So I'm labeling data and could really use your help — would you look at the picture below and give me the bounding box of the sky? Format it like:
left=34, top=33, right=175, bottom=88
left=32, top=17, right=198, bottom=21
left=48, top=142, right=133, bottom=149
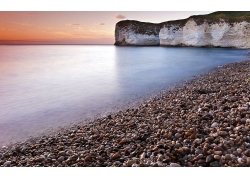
left=0, top=11, right=214, bottom=44
left=0, top=0, right=247, bottom=45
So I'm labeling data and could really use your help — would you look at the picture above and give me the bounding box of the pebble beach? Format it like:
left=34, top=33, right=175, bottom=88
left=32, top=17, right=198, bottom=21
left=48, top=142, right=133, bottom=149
left=0, top=59, right=249, bottom=167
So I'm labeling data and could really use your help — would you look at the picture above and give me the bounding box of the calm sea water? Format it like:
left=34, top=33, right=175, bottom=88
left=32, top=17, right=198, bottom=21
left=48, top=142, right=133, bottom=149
left=0, top=45, right=248, bottom=146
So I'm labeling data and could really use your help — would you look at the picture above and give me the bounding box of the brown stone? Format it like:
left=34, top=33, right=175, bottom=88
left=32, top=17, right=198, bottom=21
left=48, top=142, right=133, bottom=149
left=111, top=153, right=120, bottom=160
left=225, top=154, right=232, bottom=160
left=214, top=151, right=223, bottom=155
left=214, top=146, right=223, bottom=151
left=218, top=131, right=228, bottom=136
left=214, top=155, right=221, bottom=160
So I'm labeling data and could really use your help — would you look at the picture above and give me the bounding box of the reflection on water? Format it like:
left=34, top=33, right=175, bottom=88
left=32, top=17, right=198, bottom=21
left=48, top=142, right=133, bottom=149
left=0, top=45, right=248, bottom=146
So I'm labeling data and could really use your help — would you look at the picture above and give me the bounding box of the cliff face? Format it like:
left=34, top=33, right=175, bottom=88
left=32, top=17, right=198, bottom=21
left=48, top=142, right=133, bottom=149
left=114, top=11, right=250, bottom=48
left=160, top=19, right=250, bottom=48
left=114, top=20, right=161, bottom=46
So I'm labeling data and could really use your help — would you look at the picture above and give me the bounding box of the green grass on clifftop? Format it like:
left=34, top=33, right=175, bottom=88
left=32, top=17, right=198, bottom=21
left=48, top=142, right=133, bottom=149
left=191, top=11, right=250, bottom=22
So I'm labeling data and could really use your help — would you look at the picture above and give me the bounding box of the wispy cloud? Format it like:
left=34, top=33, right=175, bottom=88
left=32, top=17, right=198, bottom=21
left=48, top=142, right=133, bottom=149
left=39, top=27, right=53, bottom=30
left=0, top=28, right=16, bottom=31
left=72, top=26, right=85, bottom=32
left=20, top=12, right=34, bottom=16
left=66, top=23, right=80, bottom=26
left=12, top=22, right=34, bottom=26
left=54, top=31, right=73, bottom=36
left=99, top=23, right=105, bottom=25
left=115, top=14, right=126, bottom=19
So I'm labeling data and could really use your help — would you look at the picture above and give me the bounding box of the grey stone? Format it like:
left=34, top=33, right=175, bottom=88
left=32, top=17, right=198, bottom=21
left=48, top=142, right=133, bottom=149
left=210, top=161, right=221, bottom=167
left=170, top=163, right=181, bottom=167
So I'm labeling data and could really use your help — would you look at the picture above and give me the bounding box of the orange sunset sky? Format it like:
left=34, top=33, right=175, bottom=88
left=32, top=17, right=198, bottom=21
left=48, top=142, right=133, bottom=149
left=0, top=11, right=214, bottom=45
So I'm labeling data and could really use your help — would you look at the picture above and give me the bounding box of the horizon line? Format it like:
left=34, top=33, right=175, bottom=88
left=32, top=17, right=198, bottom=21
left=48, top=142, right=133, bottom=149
left=0, top=44, right=114, bottom=45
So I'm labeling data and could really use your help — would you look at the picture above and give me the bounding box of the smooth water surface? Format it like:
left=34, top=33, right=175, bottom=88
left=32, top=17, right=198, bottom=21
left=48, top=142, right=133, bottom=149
left=0, top=45, right=248, bottom=145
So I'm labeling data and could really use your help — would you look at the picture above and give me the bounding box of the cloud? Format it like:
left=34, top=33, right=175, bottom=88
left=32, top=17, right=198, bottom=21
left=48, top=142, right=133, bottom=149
left=54, top=31, right=73, bottom=36
left=12, top=22, right=34, bottom=26
left=20, top=12, right=34, bottom=16
left=99, top=23, right=105, bottom=25
left=67, top=23, right=80, bottom=26
left=0, top=27, right=16, bottom=31
left=115, top=14, right=126, bottom=19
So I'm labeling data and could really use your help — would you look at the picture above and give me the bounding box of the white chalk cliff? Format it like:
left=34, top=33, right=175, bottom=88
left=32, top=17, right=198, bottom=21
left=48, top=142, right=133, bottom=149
left=115, top=12, right=250, bottom=48
left=114, top=21, right=161, bottom=46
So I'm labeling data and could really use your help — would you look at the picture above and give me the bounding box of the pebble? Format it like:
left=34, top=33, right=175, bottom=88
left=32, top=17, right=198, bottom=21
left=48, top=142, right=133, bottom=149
left=210, top=161, right=221, bottom=167
left=175, top=133, right=181, bottom=138
left=225, top=154, right=232, bottom=160
left=84, top=156, right=91, bottom=162
left=58, top=151, right=66, bottom=156
left=218, top=131, right=227, bottom=136
left=214, top=155, right=221, bottom=160
left=238, top=158, right=244, bottom=164
left=214, top=151, right=223, bottom=155
left=237, top=148, right=242, bottom=154
left=238, top=107, right=248, bottom=111
left=35, top=156, right=45, bottom=162
left=170, top=163, right=181, bottom=167
left=247, top=157, right=250, bottom=165
left=195, top=149, right=202, bottom=155
left=126, top=160, right=136, bottom=167
left=140, top=152, right=146, bottom=159
left=57, top=156, right=64, bottom=162
left=244, top=149, right=250, bottom=157
left=111, top=153, right=120, bottom=160
left=4, top=161, right=11, bottom=166
left=214, top=146, right=223, bottom=151
left=206, top=155, right=214, bottom=163
left=132, top=164, right=139, bottom=167
left=211, top=122, right=218, bottom=128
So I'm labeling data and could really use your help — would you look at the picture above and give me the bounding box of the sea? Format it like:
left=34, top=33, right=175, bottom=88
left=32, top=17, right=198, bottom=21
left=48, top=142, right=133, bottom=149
left=0, top=45, right=249, bottom=146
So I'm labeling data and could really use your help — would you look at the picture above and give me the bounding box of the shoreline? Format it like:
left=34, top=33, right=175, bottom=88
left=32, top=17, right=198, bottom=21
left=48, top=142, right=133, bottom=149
left=0, top=59, right=249, bottom=167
